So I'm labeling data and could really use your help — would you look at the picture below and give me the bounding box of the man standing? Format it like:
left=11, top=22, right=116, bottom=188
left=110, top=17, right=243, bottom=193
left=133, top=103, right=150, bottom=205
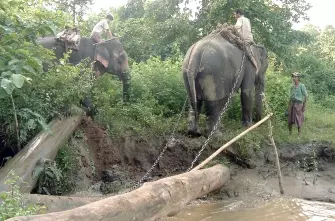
left=90, top=14, right=114, bottom=44
left=233, top=9, right=258, bottom=73
left=288, top=72, right=308, bottom=137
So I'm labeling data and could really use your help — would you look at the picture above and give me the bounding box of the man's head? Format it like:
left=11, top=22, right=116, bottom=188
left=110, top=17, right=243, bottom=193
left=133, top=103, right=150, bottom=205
left=106, top=13, right=114, bottom=21
left=234, top=9, right=243, bottom=19
left=292, top=72, right=300, bottom=83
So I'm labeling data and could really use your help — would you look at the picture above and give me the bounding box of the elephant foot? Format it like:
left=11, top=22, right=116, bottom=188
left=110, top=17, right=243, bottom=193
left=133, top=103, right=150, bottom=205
left=187, top=129, right=201, bottom=138
left=80, top=97, right=98, bottom=119
left=242, top=121, right=253, bottom=128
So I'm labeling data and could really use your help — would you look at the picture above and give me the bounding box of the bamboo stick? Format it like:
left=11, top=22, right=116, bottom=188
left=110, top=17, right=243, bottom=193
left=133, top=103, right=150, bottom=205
left=262, top=93, right=284, bottom=194
left=192, top=113, right=273, bottom=171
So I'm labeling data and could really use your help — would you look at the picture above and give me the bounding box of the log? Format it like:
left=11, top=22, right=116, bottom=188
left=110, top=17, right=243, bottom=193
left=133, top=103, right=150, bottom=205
left=7, top=164, right=230, bottom=221
left=0, top=115, right=83, bottom=193
left=21, top=194, right=103, bottom=213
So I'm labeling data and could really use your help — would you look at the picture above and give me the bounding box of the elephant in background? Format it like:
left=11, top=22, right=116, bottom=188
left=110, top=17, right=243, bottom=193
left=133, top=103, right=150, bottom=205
left=38, top=36, right=131, bottom=105
left=182, top=34, right=268, bottom=136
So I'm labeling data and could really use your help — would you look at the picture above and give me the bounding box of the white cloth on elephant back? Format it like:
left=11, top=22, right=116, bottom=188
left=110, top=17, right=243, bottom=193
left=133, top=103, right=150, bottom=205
left=234, top=15, right=254, bottom=43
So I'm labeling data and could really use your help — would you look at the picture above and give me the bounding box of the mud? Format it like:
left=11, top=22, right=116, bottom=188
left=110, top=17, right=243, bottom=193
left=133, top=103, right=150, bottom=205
left=62, top=117, right=335, bottom=205
left=75, top=117, right=216, bottom=195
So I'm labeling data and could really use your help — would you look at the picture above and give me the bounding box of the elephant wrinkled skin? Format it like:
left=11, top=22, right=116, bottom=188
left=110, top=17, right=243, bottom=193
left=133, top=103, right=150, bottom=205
left=38, top=36, right=130, bottom=103
left=182, top=34, right=268, bottom=136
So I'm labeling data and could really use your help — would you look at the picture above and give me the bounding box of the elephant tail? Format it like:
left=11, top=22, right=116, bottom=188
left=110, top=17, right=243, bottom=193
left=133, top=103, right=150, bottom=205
left=185, top=43, right=201, bottom=119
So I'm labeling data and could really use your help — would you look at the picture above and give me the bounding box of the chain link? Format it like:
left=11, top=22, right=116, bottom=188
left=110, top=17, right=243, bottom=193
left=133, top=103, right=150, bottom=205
left=131, top=98, right=188, bottom=189
left=187, top=52, right=246, bottom=172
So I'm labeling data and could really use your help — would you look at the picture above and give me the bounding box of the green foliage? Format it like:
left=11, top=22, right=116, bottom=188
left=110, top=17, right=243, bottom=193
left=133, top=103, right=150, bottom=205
left=32, top=135, right=81, bottom=195
left=0, top=0, right=64, bottom=151
left=0, top=171, right=45, bottom=221
left=93, top=57, right=186, bottom=137
left=44, top=0, right=93, bottom=25
left=80, top=0, right=199, bottom=62
left=196, top=0, right=311, bottom=65
left=0, top=54, right=91, bottom=149
left=53, top=137, right=81, bottom=194
left=264, top=71, right=291, bottom=122
left=293, top=25, right=335, bottom=108
left=32, top=159, right=63, bottom=195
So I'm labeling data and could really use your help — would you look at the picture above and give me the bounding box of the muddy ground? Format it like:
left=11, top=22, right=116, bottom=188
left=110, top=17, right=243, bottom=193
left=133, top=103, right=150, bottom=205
left=66, top=117, right=335, bottom=204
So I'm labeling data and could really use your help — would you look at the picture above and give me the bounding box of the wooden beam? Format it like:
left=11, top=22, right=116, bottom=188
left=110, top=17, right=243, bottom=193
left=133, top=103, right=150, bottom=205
left=7, top=164, right=230, bottom=221
left=192, top=113, right=273, bottom=171
left=0, top=115, right=83, bottom=193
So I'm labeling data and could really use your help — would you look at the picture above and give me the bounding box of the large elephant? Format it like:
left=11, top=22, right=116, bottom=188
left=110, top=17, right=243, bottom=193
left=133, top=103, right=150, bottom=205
left=182, top=34, right=268, bottom=136
left=37, top=36, right=130, bottom=102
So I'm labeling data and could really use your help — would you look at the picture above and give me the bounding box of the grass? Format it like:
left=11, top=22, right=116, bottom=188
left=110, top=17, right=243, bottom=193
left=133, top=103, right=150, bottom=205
left=191, top=95, right=335, bottom=160
left=273, top=100, right=335, bottom=146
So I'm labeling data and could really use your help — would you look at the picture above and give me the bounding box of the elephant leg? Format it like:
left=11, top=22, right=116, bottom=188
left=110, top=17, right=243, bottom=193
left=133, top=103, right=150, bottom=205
left=255, top=78, right=264, bottom=122
left=204, top=98, right=226, bottom=136
left=80, top=97, right=97, bottom=119
left=187, top=100, right=202, bottom=137
left=241, top=88, right=254, bottom=127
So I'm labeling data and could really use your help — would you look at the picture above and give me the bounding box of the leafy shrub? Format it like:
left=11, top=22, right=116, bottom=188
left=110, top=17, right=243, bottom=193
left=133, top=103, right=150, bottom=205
left=92, top=57, right=187, bottom=136
left=0, top=0, right=90, bottom=152
left=0, top=171, right=45, bottom=221
left=264, top=71, right=291, bottom=122
left=0, top=56, right=93, bottom=150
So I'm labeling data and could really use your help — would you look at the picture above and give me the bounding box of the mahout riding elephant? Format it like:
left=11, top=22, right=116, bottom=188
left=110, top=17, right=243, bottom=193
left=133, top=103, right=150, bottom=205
left=182, top=34, right=268, bottom=136
left=37, top=36, right=131, bottom=108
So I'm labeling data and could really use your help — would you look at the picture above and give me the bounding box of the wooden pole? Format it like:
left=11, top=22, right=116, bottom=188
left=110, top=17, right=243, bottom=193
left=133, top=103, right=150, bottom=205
left=261, top=93, right=284, bottom=194
left=192, top=113, right=273, bottom=171
left=267, top=114, right=285, bottom=194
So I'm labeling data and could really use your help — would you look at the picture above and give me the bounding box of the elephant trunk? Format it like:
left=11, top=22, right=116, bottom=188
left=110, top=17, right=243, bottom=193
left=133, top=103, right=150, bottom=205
left=121, top=71, right=131, bottom=102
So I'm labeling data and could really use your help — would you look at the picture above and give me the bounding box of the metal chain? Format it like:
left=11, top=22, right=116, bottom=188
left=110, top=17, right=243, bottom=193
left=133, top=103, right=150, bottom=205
left=132, top=98, right=188, bottom=189
left=187, top=52, right=246, bottom=172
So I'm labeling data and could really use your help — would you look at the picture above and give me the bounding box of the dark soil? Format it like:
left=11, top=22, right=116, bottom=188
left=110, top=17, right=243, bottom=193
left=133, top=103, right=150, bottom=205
left=69, top=117, right=335, bottom=202
left=78, top=117, right=218, bottom=194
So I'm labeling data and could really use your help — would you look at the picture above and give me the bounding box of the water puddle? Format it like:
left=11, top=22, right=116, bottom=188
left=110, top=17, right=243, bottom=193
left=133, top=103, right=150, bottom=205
left=163, top=198, right=335, bottom=221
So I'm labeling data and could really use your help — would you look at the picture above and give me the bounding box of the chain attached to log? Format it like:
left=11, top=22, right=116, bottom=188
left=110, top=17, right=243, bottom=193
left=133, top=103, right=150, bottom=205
left=119, top=24, right=248, bottom=193
left=130, top=98, right=188, bottom=190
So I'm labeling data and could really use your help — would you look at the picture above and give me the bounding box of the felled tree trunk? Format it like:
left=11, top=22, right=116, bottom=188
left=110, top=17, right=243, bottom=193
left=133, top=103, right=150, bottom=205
left=21, top=194, right=103, bottom=213
left=0, top=115, right=83, bottom=193
left=8, top=164, right=230, bottom=221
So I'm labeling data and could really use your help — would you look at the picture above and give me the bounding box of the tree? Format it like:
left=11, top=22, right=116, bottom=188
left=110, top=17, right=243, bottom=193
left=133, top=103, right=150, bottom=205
left=118, top=0, right=146, bottom=20
left=194, top=0, right=311, bottom=67
left=45, top=0, right=93, bottom=25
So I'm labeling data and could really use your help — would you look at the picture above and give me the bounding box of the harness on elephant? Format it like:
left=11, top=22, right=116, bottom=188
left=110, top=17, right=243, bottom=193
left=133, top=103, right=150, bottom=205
left=55, top=27, right=81, bottom=52
left=211, top=23, right=258, bottom=70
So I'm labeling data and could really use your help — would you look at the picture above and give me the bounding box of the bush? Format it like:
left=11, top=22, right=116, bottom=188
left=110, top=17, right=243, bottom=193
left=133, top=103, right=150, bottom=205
left=264, top=71, right=291, bottom=122
left=0, top=171, right=45, bottom=221
left=0, top=55, right=93, bottom=150
left=92, top=57, right=187, bottom=137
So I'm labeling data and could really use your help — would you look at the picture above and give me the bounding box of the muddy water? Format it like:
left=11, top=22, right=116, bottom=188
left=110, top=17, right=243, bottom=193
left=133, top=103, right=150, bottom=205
left=163, top=198, right=335, bottom=221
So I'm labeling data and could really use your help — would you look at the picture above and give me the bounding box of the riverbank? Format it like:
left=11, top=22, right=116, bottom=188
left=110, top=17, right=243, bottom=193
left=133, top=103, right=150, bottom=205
left=37, top=116, right=335, bottom=205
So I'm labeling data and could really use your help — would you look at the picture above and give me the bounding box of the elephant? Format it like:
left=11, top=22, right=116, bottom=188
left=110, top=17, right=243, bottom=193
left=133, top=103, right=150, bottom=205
left=182, top=33, right=268, bottom=136
left=37, top=36, right=131, bottom=104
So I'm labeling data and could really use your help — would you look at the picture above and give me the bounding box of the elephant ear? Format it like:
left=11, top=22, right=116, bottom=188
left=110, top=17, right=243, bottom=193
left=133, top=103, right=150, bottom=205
left=94, top=45, right=110, bottom=68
